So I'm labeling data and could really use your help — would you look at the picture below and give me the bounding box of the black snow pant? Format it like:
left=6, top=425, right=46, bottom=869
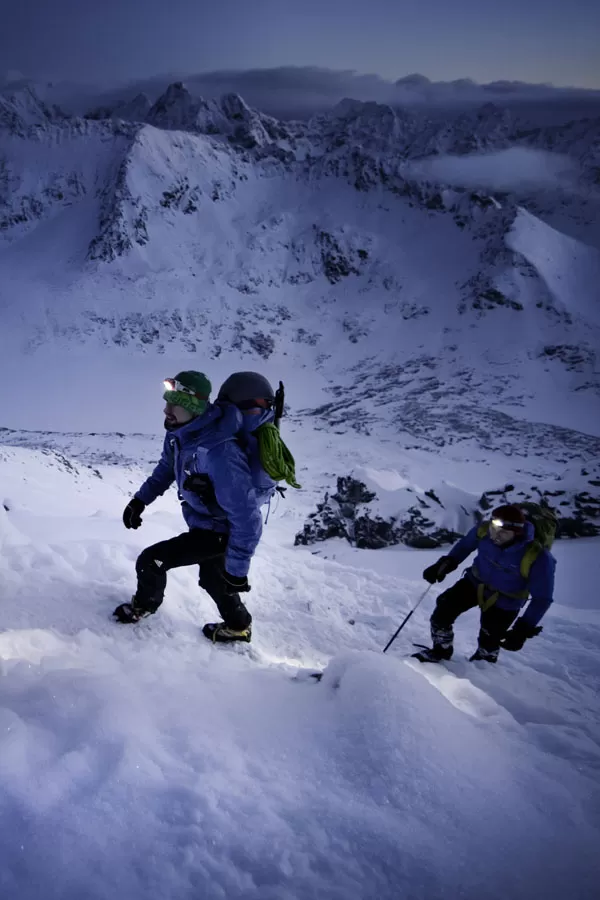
left=430, top=576, right=519, bottom=656
left=134, top=529, right=252, bottom=631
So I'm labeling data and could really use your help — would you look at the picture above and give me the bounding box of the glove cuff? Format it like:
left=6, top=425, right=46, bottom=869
left=224, top=571, right=247, bottom=586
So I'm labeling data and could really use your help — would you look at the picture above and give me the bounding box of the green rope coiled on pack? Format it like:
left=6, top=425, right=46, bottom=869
left=256, top=423, right=301, bottom=489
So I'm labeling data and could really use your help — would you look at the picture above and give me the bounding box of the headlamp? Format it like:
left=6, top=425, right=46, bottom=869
left=491, top=517, right=523, bottom=530
left=489, top=516, right=524, bottom=546
left=163, top=378, right=196, bottom=396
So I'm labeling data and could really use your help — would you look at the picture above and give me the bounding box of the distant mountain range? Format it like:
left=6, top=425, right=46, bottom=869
left=1, top=81, right=599, bottom=480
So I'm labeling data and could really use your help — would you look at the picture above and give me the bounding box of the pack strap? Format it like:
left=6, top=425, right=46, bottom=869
left=476, top=583, right=499, bottom=612
left=471, top=564, right=530, bottom=611
left=520, top=541, right=543, bottom=581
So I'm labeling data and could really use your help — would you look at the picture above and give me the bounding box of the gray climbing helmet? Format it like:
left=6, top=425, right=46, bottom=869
left=217, top=371, right=299, bottom=490
left=217, top=372, right=276, bottom=409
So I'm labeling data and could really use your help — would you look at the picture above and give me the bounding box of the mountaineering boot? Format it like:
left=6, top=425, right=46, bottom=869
left=202, top=622, right=252, bottom=644
left=412, top=620, right=454, bottom=662
left=469, top=647, right=498, bottom=663
left=412, top=644, right=453, bottom=663
left=113, top=598, right=153, bottom=624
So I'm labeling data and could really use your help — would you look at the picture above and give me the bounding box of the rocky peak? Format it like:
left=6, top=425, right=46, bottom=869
left=145, top=82, right=295, bottom=150
left=146, top=81, right=202, bottom=130
left=219, top=92, right=253, bottom=122
left=313, top=98, right=418, bottom=158
left=452, top=102, right=512, bottom=145
left=86, top=92, right=152, bottom=124
left=114, top=92, right=152, bottom=123
left=404, top=102, right=513, bottom=159
left=0, top=84, right=65, bottom=133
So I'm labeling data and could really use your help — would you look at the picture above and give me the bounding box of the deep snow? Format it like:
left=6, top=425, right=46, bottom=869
left=1, top=440, right=599, bottom=900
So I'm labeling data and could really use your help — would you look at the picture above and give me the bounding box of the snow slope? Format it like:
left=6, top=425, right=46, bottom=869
left=1, top=82, right=600, bottom=899
left=1, top=444, right=599, bottom=900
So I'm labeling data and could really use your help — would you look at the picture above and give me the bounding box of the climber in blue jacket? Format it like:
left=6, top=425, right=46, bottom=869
left=113, top=371, right=263, bottom=644
left=413, top=504, right=556, bottom=663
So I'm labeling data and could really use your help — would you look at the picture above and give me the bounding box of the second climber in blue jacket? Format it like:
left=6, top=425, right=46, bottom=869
left=413, top=504, right=556, bottom=664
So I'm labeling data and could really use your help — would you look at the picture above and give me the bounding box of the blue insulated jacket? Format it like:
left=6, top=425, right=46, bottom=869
left=448, top=523, right=556, bottom=627
left=134, top=403, right=263, bottom=577
left=235, top=405, right=278, bottom=507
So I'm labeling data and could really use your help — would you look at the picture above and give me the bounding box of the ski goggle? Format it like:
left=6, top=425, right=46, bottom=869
left=163, top=378, right=207, bottom=399
left=236, top=397, right=273, bottom=411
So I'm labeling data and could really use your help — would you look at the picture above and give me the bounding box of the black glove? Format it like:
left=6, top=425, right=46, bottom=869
left=112, top=601, right=152, bottom=623
left=123, top=498, right=145, bottom=530
left=501, top=619, right=543, bottom=652
left=423, top=555, right=458, bottom=584
left=223, top=572, right=251, bottom=595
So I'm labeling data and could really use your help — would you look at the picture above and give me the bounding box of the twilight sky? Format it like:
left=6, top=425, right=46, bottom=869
left=2, top=0, right=599, bottom=89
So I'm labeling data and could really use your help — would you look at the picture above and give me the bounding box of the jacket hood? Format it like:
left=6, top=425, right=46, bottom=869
left=239, top=406, right=275, bottom=435
left=522, top=521, right=535, bottom=544
left=173, top=402, right=243, bottom=449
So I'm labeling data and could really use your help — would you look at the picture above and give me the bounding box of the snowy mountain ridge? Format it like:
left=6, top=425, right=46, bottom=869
left=1, top=82, right=599, bottom=469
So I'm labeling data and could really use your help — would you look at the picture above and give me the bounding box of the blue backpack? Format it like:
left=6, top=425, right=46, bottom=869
left=216, top=372, right=300, bottom=506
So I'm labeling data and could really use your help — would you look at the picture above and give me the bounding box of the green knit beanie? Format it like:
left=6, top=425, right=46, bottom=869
left=163, top=371, right=212, bottom=416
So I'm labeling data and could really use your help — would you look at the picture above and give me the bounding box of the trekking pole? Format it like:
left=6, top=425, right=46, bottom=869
left=382, top=584, right=433, bottom=654
left=307, top=584, right=433, bottom=682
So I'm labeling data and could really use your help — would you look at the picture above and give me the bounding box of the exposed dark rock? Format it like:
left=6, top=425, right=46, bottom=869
left=314, top=228, right=366, bottom=283
left=295, top=476, right=463, bottom=549
left=539, top=344, right=596, bottom=372
left=296, top=471, right=600, bottom=550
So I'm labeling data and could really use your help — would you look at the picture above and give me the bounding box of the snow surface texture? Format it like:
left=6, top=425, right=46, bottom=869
left=1, top=446, right=599, bottom=900
left=1, top=83, right=600, bottom=898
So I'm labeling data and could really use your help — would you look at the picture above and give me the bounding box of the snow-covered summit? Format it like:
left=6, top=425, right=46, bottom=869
left=142, top=81, right=294, bottom=151
left=87, top=92, right=152, bottom=124
left=0, top=84, right=66, bottom=133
